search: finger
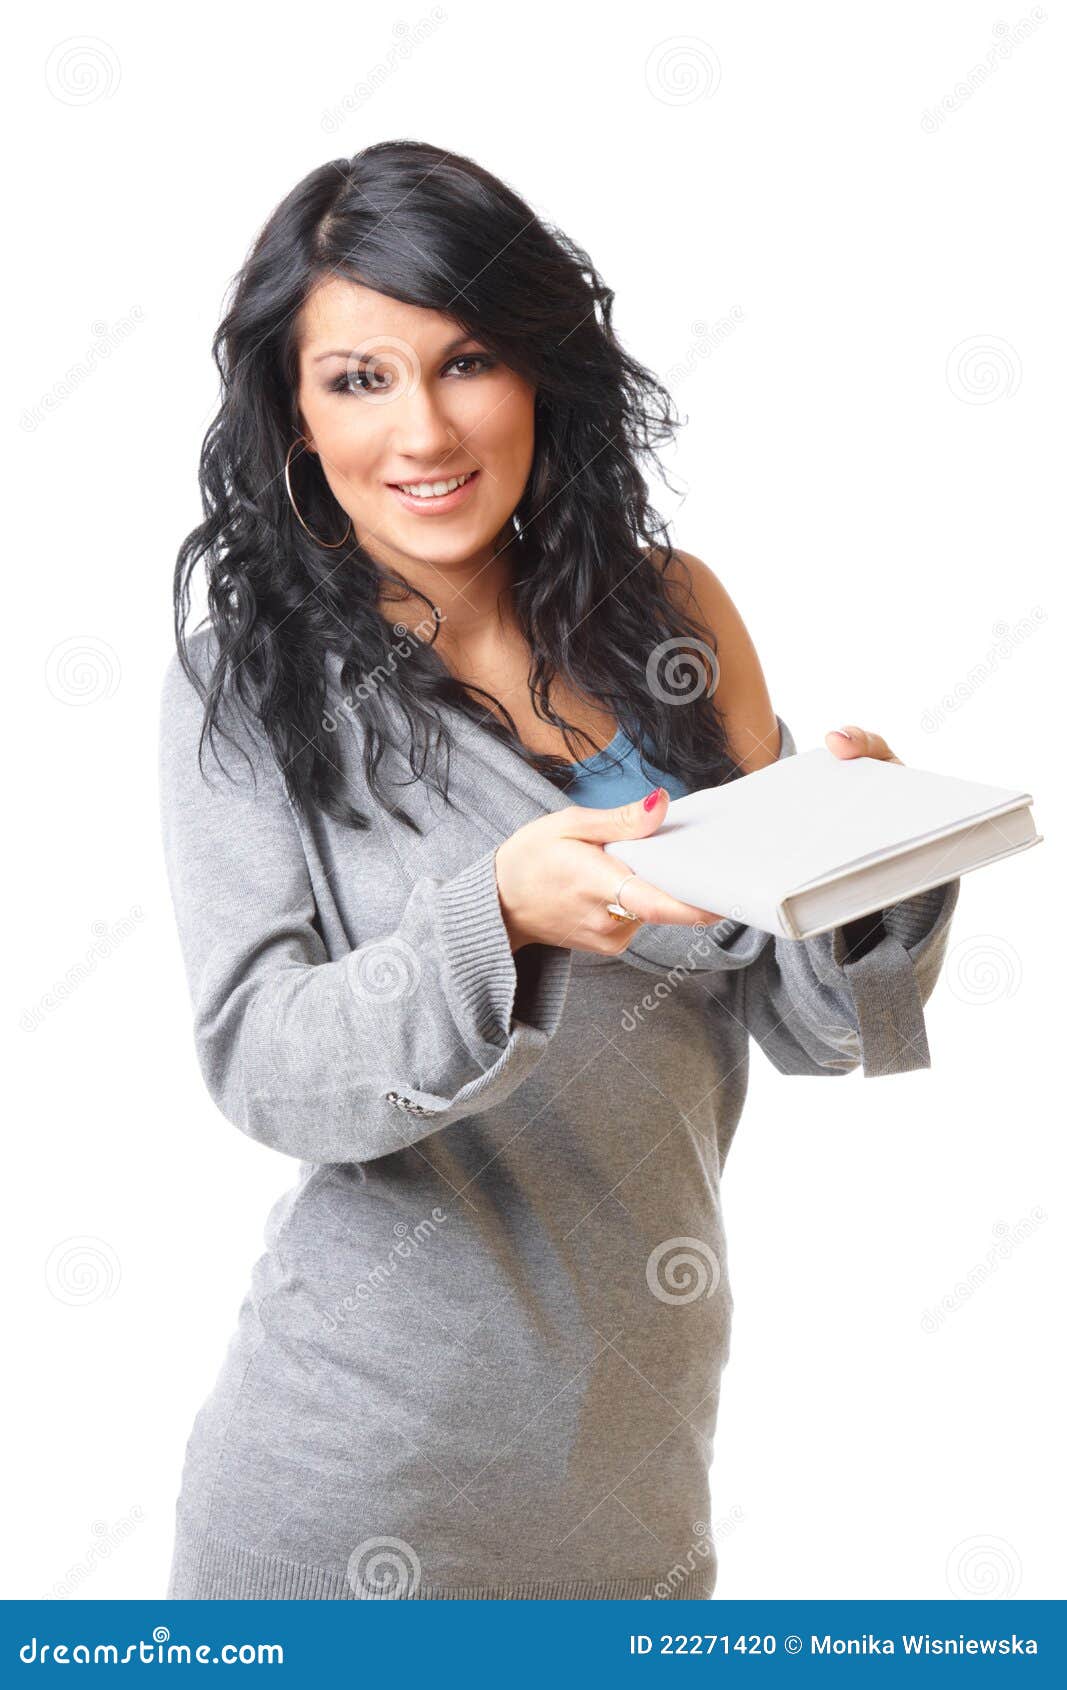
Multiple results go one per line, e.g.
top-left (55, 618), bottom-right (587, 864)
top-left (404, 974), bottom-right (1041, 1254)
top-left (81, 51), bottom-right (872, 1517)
top-left (825, 725), bottom-right (903, 765)
top-left (549, 786), bottom-right (671, 844)
top-left (599, 850), bottom-right (725, 927)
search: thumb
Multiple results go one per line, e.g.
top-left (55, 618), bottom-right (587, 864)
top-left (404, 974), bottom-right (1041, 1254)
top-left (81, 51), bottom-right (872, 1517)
top-left (554, 784), bottom-right (669, 844)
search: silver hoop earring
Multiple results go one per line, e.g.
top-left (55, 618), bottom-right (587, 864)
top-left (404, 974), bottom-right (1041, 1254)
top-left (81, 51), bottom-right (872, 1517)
top-left (284, 439), bottom-right (354, 549)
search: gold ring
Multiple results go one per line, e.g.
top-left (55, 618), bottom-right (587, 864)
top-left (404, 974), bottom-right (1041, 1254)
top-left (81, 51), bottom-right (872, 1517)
top-left (606, 902), bottom-right (641, 923)
top-left (606, 872), bottom-right (641, 923)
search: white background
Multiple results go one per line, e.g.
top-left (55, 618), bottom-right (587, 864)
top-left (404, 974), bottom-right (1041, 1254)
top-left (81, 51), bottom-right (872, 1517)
top-left (7, 0), bottom-right (1062, 1601)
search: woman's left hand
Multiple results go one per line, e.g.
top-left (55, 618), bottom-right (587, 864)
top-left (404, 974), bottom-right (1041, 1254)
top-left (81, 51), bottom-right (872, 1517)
top-left (825, 725), bottom-right (904, 766)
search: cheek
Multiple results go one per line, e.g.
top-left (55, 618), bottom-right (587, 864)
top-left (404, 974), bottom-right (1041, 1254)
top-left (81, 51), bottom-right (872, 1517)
top-left (311, 406), bottom-right (386, 483)
top-left (461, 382), bottom-right (534, 470)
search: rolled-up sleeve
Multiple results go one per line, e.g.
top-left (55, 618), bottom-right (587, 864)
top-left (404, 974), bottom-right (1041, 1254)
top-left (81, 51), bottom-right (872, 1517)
top-left (158, 645), bottom-right (573, 1163)
top-left (736, 876), bottom-right (960, 1076)
top-left (619, 714), bottom-right (961, 1077)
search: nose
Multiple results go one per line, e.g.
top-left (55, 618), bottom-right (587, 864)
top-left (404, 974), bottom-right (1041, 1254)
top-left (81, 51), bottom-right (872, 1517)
top-left (388, 377), bottom-right (461, 472)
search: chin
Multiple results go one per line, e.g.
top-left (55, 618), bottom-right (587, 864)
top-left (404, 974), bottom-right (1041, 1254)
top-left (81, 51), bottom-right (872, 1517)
top-left (391, 521), bottom-right (503, 564)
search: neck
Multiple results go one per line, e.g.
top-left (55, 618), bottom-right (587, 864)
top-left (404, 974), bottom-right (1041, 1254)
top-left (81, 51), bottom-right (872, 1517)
top-left (371, 525), bottom-right (521, 661)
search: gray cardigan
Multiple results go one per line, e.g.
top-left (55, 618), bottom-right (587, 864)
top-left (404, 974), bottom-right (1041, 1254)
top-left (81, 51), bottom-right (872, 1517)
top-left (160, 627), bottom-right (960, 1600)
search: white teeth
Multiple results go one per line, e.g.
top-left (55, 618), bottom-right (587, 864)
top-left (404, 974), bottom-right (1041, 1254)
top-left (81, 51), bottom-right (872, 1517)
top-left (396, 471), bottom-right (474, 498)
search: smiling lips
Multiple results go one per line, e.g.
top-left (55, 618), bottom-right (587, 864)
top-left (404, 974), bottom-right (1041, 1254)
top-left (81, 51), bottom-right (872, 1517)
top-left (387, 468), bottom-right (480, 513)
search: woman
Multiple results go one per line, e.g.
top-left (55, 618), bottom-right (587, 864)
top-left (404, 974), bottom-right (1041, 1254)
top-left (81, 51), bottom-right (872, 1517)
top-left (159, 140), bottom-right (960, 1600)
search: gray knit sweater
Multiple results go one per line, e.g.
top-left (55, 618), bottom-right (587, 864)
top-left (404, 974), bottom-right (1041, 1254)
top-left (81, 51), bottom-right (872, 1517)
top-left (159, 627), bottom-right (960, 1600)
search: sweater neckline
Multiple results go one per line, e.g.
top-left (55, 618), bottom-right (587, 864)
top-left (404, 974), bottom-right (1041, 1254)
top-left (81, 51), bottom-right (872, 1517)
top-left (565, 725), bottom-right (628, 769)
top-left (326, 649), bottom-right (792, 838)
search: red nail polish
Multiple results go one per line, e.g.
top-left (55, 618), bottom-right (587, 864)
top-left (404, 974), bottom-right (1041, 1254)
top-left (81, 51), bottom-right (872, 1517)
top-left (643, 786), bottom-right (663, 811)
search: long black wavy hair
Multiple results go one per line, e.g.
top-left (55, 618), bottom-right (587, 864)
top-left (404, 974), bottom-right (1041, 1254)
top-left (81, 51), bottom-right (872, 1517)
top-left (172, 138), bottom-right (742, 833)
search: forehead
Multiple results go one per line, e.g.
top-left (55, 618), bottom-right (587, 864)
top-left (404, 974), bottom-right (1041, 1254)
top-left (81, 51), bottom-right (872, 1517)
top-left (296, 277), bottom-right (467, 359)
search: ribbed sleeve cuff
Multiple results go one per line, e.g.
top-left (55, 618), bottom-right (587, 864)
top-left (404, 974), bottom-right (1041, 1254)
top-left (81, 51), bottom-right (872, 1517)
top-left (433, 847), bottom-right (521, 1060)
top-left (829, 879), bottom-right (955, 971)
top-left (882, 882), bottom-right (955, 951)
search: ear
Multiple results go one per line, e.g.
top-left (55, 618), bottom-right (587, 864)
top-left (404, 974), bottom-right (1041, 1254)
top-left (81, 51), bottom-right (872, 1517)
top-left (292, 402), bottom-right (317, 454)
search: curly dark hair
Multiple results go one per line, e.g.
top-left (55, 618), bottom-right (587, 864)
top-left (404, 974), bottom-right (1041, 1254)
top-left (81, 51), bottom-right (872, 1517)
top-left (172, 138), bottom-right (742, 832)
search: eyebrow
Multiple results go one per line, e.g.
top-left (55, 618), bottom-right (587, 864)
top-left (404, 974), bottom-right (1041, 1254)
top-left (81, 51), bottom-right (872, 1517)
top-left (312, 334), bottom-right (480, 364)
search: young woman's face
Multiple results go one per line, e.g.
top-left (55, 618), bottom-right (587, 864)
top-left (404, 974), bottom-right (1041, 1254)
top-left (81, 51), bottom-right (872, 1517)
top-left (294, 278), bottom-right (536, 575)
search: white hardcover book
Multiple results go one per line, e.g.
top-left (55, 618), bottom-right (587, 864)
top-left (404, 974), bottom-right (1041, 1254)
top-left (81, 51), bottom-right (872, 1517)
top-left (605, 747), bottom-right (1042, 941)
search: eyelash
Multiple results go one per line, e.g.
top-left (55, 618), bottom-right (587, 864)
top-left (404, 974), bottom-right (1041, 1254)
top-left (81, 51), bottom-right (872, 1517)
top-left (329, 353), bottom-right (496, 395)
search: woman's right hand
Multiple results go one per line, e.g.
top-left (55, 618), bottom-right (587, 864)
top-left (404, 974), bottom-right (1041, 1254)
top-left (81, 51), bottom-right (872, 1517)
top-left (493, 785), bottom-right (725, 955)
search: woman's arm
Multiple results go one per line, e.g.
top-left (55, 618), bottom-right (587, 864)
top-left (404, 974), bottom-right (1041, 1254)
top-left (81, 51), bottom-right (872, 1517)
top-left (157, 641), bottom-right (573, 1164)
top-left (722, 735), bottom-right (961, 1076)
top-left (631, 550), bottom-right (961, 1077)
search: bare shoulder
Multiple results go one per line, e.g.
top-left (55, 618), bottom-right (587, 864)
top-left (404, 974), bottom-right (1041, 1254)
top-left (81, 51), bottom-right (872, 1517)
top-left (646, 545), bottom-right (782, 773)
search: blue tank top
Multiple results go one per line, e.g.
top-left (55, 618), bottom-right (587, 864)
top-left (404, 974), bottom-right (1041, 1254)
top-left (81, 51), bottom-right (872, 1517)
top-left (560, 725), bottom-right (690, 805)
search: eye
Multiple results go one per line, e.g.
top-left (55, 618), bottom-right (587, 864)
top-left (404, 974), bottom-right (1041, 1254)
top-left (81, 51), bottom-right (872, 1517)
top-left (330, 366), bottom-right (392, 395)
top-left (447, 353), bottom-right (496, 377)
top-left (327, 350), bottom-right (496, 397)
